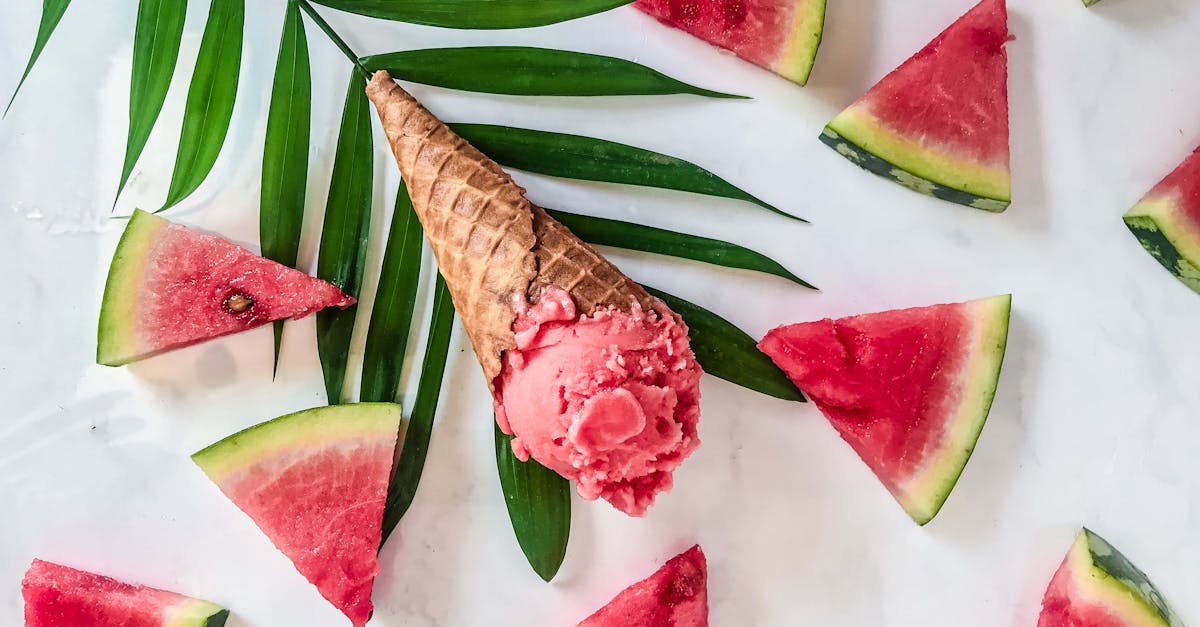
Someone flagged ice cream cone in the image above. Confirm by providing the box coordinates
[365,71,661,391]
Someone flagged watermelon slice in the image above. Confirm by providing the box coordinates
[97,209,354,366]
[22,559,228,626]
[577,545,708,627]
[758,295,1011,524]
[1039,528,1183,627]
[820,0,1011,211]
[1123,145,1200,296]
[635,0,827,86]
[192,403,401,627]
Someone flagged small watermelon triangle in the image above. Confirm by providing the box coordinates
[1123,145,1200,296]
[758,296,1011,524]
[576,545,708,627]
[193,404,402,627]
[636,0,827,86]
[97,210,355,366]
[821,0,1011,211]
[22,559,229,627]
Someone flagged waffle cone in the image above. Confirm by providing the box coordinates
[366,72,659,392]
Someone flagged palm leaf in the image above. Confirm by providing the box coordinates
[5,0,73,118]
[361,182,424,403]
[116,0,188,204]
[451,123,798,220]
[644,286,805,402]
[262,0,312,373]
[495,423,571,582]
[158,0,245,212]
[316,71,374,404]
[547,209,814,289]
[361,47,741,98]
[310,0,633,29]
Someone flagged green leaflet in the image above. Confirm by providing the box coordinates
[495,422,571,582]
[309,0,633,29]
[361,47,740,98]
[5,0,73,117]
[361,182,424,403]
[262,0,312,374]
[316,72,374,404]
[158,0,245,212]
[644,286,806,402]
[381,275,455,544]
[450,124,798,220]
[546,209,815,289]
[296,0,369,78]
[117,0,187,204]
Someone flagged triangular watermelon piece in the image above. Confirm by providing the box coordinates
[1039,528,1183,627]
[820,0,1011,211]
[1123,145,1200,296]
[635,0,827,86]
[576,545,708,627]
[97,209,354,366]
[193,403,401,627]
[758,296,1011,524]
[22,559,228,627]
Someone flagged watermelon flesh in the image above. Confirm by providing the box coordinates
[97,209,354,366]
[577,545,708,627]
[821,0,1011,211]
[192,404,402,627]
[22,559,228,627]
[758,295,1010,524]
[635,0,826,86]
[1123,145,1200,296]
[1039,529,1183,627]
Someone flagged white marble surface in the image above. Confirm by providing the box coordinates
[2,0,1199,625]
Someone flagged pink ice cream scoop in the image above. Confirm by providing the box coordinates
[493,287,703,516]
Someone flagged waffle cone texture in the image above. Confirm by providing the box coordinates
[365,71,667,392]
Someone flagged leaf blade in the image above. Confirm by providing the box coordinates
[262,0,313,374]
[495,422,571,582]
[316,71,374,404]
[117,0,188,203]
[5,0,73,117]
[360,47,741,99]
[450,123,798,220]
[361,182,424,403]
[381,275,455,543]
[644,286,806,402]
[310,0,632,29]
[159,0,245,212]
[546,209,815,289]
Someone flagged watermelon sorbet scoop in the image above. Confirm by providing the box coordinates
[493,287,702,516]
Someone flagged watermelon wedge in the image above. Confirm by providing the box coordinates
[577,545,708,627]
[1123,145,1200,296]
[758,295,1011,524]
[1039,528,1183,627]
[97,209,354,366]
[635,0,827,86]
[22,559,228,627]
[820,0,1011,211]
[192,404,401,627]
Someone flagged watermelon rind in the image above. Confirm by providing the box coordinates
[1124,199,1200,296]
[900,294,1011,525]
[97,209,169,366]
[192,403,402,481]
[821,117,1011,213]
[169,601,230,627]
[777,0,827,86]
[1058,528,1183,627]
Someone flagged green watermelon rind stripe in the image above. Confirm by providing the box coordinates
[166,600,230,627]
[776,0,827,86]
[819,125,1011,213]
[97,209,167,366]
[192,403,402,483]
[1123,200,1200,296]
[1073,528,1183,626]
[899,294,1011,525]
